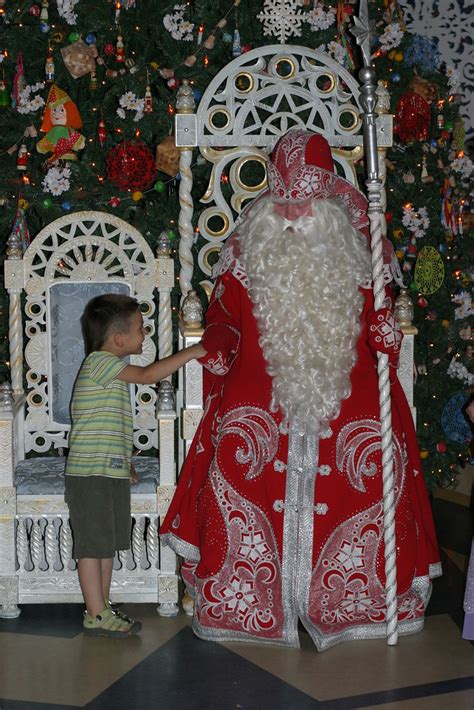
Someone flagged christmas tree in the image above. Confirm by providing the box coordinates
[0,0,472,488]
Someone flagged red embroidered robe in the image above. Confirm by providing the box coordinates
[161,253,441,650]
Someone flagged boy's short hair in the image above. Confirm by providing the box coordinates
[81,294,140,354]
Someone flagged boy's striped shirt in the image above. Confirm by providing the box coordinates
[65,351,133,478]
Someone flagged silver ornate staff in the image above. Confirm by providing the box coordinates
[352,0,398,645]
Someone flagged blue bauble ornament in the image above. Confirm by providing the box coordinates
[222,33,232,43]
[438,244,447,253]
[192,89,202,102]
[392,73,401,83]
[61,201,71,212]
[39,22,50,33]
[430,139,438,149]
[85,33,97,45]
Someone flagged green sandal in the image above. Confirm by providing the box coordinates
[105,599,134,623]
[83,607,142,638]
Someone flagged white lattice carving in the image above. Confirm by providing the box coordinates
[400,0,474,135]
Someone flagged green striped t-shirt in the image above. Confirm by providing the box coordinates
[65,351,133,479]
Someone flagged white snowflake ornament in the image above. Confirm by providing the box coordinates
[257,0,305,43]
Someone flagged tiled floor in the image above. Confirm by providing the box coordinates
[1,497,472,710]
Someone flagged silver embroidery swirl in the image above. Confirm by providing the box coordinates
[216,406,279,481]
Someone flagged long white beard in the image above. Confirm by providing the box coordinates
[238,197,372,436]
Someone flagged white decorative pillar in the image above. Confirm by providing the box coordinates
[175,79,197,298]
[0,383,20,618]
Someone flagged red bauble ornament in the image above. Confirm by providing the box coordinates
[385,211,393,223]
[417,296,428,308]
[436,441,447,454]
[103,43,115,57]
[29,4,41,16]
[105,140,156,192]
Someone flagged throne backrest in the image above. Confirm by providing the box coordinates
[6,211,159,459]
[176,45,392,298]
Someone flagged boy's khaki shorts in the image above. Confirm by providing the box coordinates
[65,475,131,559]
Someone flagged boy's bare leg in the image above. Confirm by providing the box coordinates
[78,558,107,617]
[101,558,114,602]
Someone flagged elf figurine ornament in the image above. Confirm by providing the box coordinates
[37,84,85,164]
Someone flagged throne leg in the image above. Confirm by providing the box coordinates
[0,603,21,619]
[157,574,179,617]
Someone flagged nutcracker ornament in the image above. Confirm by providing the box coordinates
[16,144,29,171]
[40,0,48,22]
[97,118,107,147]
[116,34,125,62]
[145,73,152,113]
[45,46,55,83]
[394,73,436,143]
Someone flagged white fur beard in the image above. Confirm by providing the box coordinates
[238,197,372,436]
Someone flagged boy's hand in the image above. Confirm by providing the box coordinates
[193,342,207,359]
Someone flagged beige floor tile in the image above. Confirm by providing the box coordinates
[0,606,191,706]
[221,615,474,702]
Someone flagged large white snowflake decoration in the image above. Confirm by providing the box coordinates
[257,0,306,43]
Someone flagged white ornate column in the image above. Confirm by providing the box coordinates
[175,79,197,298]
[4,228,25,398]
[0,383,20,618]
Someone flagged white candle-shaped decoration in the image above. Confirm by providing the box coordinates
[197,23,204,46]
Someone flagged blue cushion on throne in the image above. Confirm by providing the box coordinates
[15,456,159,495]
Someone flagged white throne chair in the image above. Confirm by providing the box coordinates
[0,211,178,618]
[174,44,416,462]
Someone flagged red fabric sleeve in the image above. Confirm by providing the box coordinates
[197,273,241,376]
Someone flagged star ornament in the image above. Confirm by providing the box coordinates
[350,0,375,67]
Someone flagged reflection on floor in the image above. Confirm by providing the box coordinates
[1,498,473,710]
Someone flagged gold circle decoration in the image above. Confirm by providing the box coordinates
[234,72,255,94]
[414,246,445,295]
[204,211,230,239]
[208,108,231,131]
[273,57,296,79]
[234,156,268,192]
[315,73,336,94]
[198,245,222,277]
[338,108,360,132]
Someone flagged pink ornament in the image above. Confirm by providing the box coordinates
[160,68,175,79]
[167,77,179,90]
[417,296,428,308]
[29,4,41,16]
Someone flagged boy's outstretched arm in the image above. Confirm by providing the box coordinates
[117,343,206,385]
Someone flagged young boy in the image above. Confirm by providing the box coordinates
[65,294,205,638]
